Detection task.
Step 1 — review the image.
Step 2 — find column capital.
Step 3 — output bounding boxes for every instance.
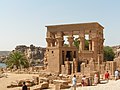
[67,36,74,47]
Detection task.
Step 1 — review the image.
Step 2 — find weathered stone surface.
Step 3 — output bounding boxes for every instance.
[53,80,68,85]
[32,76,39,85]
[40,82,49,89]
[45,22,104,74]
[13,44,46,66]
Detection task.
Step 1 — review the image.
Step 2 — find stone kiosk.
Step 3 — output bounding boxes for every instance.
[45,22,116,77]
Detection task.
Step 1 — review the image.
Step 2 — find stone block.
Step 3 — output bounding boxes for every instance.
[40,82,49,89]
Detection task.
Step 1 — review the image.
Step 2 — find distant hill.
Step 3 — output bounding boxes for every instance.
[0,51,10,56]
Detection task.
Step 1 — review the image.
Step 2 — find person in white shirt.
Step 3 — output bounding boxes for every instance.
[72,75,77,90]
[115,70,119,80]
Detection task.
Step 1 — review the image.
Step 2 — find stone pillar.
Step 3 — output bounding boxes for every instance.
[105,62,110,71]
[97,54,101,72]
[91,38,97,51]
[56,38,64,47]
[61,65,66,74]
[91,37,98,62]
[79,37,85,51]
[55,32,64,47]
[81,63,86,75]
[65,61,71,75]
[89,40,92,51]
[78,32,85,52]
[111,61,117,76]
[50,33,56,47]
[46,37,52,47]
[71,62,74,74]
[73,58,78,73]
[51,38,56,47]
[67,36,74,47]
[89,58,95,71]
[100,64,105,74]
[79,31,85,51]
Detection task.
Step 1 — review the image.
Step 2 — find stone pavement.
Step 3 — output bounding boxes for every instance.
[60,80,120,90]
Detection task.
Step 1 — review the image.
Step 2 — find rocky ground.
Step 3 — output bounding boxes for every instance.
[0,73,120,90]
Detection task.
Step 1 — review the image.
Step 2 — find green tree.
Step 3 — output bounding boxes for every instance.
[5,51,29,69]
[104,46,115,61]
[85,40,89,50]
[74,38,89,50]
[74,38,79,49]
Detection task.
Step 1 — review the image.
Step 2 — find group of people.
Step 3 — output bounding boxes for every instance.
[21,70,120,90]
[104,70,120,82]
[71,70,120,90]
[71,74,99,90]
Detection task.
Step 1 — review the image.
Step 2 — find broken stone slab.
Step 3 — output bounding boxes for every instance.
[39,78,49,83]
[53,80,70,89]
[40,82,49,89]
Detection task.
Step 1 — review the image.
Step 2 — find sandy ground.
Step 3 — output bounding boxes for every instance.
[0,73,39,90]
[0,73,120,90]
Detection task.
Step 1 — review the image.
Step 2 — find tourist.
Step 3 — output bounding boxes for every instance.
[22,82,27,90]
[115,70,119,80]
[81,75,86,86]
[105,71,109,82]
[72,75,77,90]
[94,73,98,85]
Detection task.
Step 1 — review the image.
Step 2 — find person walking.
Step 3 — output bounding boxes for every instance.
[115,70,119,80]
[72,75,77,90]
[105,71,110,82]
[22,82,28,90]
[94,73,98,85]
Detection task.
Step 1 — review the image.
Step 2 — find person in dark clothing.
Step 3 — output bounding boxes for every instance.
[22,82,27,90]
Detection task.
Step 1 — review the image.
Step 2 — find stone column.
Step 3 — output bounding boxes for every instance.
[100,64,105,74]
[50,33,56,47]
[46,37,52,47]
[61,65,66,74]
[56,38,64,47]
[91,37,98,62]
[51,38,56,47]
[67,36,74,47]
[111,61,117,76]
[73,58,78,73]
[78,32,85,51]
[46,31,53,47]
[97,54,101,72]
[89,58,95,71]
[65,61,71,75]
[81,63,86,75]
[89,40,92,51]
[99,39,104,54]
[55,32,64,47]
[91,38,97,51]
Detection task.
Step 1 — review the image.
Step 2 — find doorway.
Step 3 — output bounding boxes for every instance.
[66,51,72,61]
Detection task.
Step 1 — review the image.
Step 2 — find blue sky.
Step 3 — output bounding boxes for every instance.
[0,0,120,50]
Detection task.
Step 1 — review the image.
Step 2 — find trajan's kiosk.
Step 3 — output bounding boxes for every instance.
[44,22,116,76]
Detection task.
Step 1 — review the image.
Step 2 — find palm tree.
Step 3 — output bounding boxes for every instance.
[5,51,29,69]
